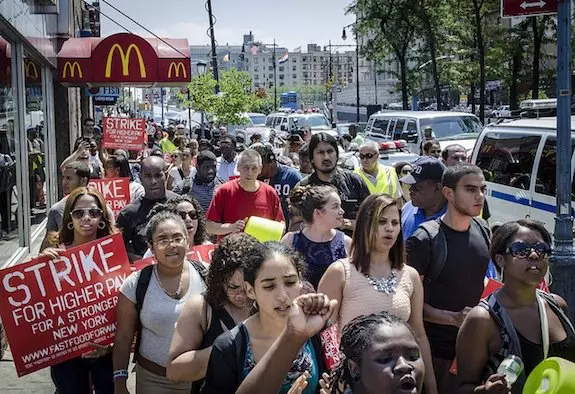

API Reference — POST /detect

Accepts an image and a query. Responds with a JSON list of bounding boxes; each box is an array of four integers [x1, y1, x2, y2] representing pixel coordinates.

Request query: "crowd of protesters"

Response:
[[21, 118, 575, 394]]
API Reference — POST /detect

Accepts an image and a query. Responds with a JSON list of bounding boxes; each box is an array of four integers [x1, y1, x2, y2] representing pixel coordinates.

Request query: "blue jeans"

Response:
[[50, 353, 113, 394]]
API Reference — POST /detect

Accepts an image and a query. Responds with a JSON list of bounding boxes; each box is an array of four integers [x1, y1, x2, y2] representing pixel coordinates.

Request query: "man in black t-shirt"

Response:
[[117, 156, 177, 261], [406, 164, 490, 393], [298, 132, 369, 233]]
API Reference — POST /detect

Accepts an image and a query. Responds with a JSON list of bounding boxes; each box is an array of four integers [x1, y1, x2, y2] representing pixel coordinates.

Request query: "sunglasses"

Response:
[[178, 210, 199, 220], [506, 241, 552, 259], [173, 155, 180, 159], [71, 208, 103, 220], [359, 153, 376, 160]]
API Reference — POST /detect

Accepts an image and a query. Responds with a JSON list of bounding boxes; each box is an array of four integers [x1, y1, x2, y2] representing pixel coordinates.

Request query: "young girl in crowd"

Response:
[[104, 155, 145, 203], [282, 186, 351, 289], [167, 233, 260, 392], [113, 210, 207, 394], [318, 194, 437, 394], [201, 242, 327, 393], [41, 187, 117, 394], [167, 147, 196, 195], [457, 219, 575, 393], [143, 196, 210, 258]]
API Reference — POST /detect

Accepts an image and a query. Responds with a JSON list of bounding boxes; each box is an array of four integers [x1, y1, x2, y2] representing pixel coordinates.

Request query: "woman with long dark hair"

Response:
[[41, 187, 118, 394], [104, 155, 144, 203], [167, 233, 259, 392], [318, 194, 437, 394]]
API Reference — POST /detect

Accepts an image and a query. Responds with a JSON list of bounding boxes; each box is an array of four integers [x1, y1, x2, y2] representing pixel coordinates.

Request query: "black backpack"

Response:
[[418, 217, 491, 286], [132, 260, 208, 362]]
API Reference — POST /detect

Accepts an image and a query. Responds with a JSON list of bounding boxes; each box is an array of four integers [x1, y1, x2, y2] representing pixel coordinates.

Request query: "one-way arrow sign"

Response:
[[502, 0, 557, 17]]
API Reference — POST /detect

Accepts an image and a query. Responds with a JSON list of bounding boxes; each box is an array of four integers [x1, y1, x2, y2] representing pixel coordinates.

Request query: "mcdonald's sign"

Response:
[[24, 61, 39, 80], [105, 44, 146, 79], [168, 62, 187, 79], [62, 61, 83, 78]]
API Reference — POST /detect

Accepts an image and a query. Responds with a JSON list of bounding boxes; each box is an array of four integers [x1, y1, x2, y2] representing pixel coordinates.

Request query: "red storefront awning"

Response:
[[57, 33, 191, 87]]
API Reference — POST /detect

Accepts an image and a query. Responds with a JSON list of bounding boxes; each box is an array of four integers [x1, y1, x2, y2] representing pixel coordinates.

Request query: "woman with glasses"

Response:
[[167, 147, 197, 195], [423, 140, 441, 159], [394, 162, 413, 204], [113, 209, 207, 394], [456, 219, 575, 393], [282, 185, 351, 290], [167, 233, 260, 392], [142, 195, 211, 258], [41, 187, 118, 394], [103, 155, 145, 203]]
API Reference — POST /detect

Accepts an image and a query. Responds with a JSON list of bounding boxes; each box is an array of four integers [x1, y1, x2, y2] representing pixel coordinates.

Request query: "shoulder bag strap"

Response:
[[536, 291, 550, 359]]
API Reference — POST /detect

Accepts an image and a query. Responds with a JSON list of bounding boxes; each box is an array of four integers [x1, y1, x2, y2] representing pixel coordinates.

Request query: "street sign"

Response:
[[501, 0, 557, 18]]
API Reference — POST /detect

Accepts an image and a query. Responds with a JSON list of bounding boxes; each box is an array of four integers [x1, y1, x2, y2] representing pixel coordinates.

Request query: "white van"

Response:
[[470, 116, 575, 237], [364, 111, 483, 154]]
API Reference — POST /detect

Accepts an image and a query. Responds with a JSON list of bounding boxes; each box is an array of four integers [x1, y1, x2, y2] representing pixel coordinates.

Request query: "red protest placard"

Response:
[[0, 233, 131, 377], [88, 177, 130, 217], [102, 117, 145, 151], [186, 244, 216, 265]]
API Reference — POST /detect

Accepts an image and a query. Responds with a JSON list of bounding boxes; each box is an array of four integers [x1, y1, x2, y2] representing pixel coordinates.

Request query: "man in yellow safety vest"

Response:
[[354, 141, 402, 199]]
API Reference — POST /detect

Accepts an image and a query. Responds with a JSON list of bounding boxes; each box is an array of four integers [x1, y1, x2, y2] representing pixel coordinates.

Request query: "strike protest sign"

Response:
[[102, 117, 145, 151], [88, 177, 130, 217], [0, 233, 131, 376], [186, 244, 216, 265]]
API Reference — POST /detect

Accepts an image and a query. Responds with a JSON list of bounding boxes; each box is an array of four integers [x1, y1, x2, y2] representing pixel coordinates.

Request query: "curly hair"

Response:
[[204, 233, 261, 308], [243, 241, 307, 286], [58, 187, 118, 246], [332, 312, 419, 393], [145, 195, 208, 245]]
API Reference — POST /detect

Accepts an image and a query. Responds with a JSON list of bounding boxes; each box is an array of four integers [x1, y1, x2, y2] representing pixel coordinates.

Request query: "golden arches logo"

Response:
[[62, 61, 83, 78], [168, 62, 187, 79], [24, 61, 39, 79], [105, 44, 146, 79]]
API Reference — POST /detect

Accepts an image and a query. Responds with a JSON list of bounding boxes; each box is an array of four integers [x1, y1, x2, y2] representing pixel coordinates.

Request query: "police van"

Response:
[[470, 102, 575, 237]]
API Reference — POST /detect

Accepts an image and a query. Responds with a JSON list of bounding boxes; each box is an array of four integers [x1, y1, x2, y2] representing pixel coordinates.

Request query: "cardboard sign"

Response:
[[186, 244, 216, 265], [320, 323, 341, 371], [88, 177, 130, 217], [131, 257, 155, 272], [102, 117, 145, 151], [0, 234, 131, 376]]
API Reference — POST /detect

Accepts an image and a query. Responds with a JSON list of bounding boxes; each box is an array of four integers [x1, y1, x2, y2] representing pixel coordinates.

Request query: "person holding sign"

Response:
[[113, 209, 207, 394], [40, 187, 118, 394], [104, 155, 144, 203], [167, 233, 260, 392]]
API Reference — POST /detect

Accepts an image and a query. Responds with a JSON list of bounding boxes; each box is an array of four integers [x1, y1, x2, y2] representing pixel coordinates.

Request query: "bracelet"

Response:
[[113, 369, 129, 381]]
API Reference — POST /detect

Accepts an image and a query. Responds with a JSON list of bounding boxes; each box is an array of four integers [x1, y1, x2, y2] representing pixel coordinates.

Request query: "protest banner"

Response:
[[88, 177, 130, 217], [102, 117, 145, 151], [186, 244, 216, 265], [0, 233, 131, 376]]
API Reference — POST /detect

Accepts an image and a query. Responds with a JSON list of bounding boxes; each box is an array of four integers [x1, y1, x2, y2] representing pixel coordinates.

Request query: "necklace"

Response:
[[154, 264, 185, 298], [365, 270, 397, 294]]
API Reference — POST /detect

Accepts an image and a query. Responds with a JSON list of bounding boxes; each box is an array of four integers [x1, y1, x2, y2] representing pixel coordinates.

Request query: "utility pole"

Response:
[[273, 39, 277, 111], [206, 0, 219, 94], [551, 0, 575, 321], [374, 60, 378, 105], [355, 37, 360, 123]]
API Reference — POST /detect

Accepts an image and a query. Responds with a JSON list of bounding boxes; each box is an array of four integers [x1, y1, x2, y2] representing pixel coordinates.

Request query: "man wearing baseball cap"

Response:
[[400, 156, 447, 239], [252, 143, 302, 225]]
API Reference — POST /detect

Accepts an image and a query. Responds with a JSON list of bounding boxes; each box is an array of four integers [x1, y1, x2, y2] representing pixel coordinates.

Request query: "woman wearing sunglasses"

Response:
[[113, 208, 207, 394], [142, 196, 211, 258], [40, 187, 118, 394], [167, 147, 196, 195], [103, 155, 145, 203], [394, 162, 413, 205], [457, 219, 575, 393]]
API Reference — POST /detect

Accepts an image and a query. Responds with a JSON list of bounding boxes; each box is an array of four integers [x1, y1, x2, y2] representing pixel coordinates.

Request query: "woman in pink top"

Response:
[[318, 194, 438, 394]]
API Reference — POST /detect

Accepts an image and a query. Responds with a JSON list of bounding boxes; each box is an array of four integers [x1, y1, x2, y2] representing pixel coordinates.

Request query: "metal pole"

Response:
[[161, 88, 164, 123], [374, 60, 378, 105], [200, 110, 205, 140], [551, 0, 575, 321], [187, 91, 192, 138], [356, 39, 360, 123], [273, 39, 277, 111], [206, 0, 220, 94]]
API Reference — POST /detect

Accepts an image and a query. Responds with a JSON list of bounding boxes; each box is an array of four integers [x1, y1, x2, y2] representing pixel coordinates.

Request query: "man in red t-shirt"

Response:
[[206, 149, 284, 238]]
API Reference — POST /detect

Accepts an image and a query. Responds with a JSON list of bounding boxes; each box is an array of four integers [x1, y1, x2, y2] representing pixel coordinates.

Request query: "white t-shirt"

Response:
[[169, 166, 196, 194], [120, 261, 206, 367]]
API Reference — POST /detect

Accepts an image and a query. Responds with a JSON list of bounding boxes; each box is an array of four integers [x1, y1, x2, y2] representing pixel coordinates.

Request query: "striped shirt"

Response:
[[190, 176, 224, 213]]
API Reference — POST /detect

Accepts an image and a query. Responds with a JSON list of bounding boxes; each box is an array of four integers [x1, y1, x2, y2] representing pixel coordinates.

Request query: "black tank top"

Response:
[[191, 301, 237, 394], [517, 324, 575, 376]]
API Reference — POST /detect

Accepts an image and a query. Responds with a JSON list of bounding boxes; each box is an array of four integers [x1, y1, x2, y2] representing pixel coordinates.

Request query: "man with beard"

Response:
[[216, 135, 239, 181], [117, 156, 178, 261], [400, 157, 447, 240], [405, 164, 490, 393], [190, 150, 224, 212], [298, 132, 369, 232]]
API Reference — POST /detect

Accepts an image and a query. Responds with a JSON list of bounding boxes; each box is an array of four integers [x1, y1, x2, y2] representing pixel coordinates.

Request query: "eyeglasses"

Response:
[[178, 210, 199, 220], [71, 208, 103, 220], [401, 169, 412, 175], [359, 153, 376, 160], [153, 236, 187, 249], [506, 241, 552, 259]]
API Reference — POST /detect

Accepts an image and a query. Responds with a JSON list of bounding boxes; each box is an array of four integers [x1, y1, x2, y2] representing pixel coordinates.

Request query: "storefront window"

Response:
[[0, 34, 18, 260]]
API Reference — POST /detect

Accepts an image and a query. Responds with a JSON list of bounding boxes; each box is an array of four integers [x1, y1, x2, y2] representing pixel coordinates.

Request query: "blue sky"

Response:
[[100, 0, 357, 51]]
